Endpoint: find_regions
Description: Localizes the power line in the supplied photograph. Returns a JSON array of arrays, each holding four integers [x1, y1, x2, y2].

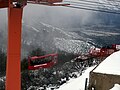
[[67, 2, 111, 10], [28, 0, 120, 14], [66, 0, 120, 6], [65, 5, 120, 14], [64, 0, 120, 10], [62, 0, 120, 14], [70, 4, 104, 9]]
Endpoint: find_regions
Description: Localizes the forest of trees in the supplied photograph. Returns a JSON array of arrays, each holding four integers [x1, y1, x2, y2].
[[0, 49, 6, 90]]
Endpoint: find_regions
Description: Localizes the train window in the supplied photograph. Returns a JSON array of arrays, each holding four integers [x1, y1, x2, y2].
[[30, 57, 52, 66], [28, 54, 58, 70]]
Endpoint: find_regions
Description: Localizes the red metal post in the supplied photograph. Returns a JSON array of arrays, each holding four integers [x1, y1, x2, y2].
[[6, 7, 23, 90]]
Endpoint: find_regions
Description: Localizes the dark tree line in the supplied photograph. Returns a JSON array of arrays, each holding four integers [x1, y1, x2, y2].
[[57, 50, 78, 66], [0, 49, 6, 77], [0, 49, 6, 90]]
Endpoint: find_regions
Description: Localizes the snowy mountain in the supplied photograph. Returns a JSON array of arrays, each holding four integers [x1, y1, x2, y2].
[[0, 4, 120, 57], [22, 21, 93, 56], [22, 20, 120, 57]]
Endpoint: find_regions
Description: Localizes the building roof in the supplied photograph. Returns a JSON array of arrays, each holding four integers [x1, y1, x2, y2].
[[93, 51, 120, 75]]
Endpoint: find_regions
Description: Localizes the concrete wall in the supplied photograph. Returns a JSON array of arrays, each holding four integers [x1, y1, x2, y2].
[[88, 72, 120, 90]]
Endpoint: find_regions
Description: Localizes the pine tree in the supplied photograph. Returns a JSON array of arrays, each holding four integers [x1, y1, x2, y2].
[[0, 49, 6, 76], [29, 48, 46, 57]]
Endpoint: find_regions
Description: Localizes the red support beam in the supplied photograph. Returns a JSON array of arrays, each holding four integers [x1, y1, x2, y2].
[[0, 0, 8, 8], [6, 7, 23, 90]]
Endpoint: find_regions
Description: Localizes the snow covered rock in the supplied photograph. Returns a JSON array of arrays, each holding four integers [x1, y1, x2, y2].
[[93, 50, 120, 75], [110, 84, 120, 90]]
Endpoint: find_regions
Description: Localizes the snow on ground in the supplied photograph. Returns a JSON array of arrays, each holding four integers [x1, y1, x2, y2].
[[81, 30, 120, 36], [110, 84, 120, 90], [93, 51, 120, 75], [54, 38, 91, 54], [57, 66, 96, 90]]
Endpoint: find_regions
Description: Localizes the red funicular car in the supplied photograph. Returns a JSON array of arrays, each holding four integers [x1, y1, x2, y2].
[[89, 44, 120, 57], [28, 53, 58, 70]]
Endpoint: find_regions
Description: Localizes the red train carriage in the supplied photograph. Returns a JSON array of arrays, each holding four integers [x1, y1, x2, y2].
[[89, 44, 120, 57], [28, 53, 58, 70]]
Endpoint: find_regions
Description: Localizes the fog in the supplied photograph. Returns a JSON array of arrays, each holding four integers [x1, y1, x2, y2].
[[23, 4, 100, 28], [0, 4, 120, 30], [22, 4, 120, 28], [0, 4, 120, 56]]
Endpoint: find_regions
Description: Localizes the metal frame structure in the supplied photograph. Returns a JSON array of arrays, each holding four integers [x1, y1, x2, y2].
[[0, 0, 66, 90], [6, 7, 23, 90]]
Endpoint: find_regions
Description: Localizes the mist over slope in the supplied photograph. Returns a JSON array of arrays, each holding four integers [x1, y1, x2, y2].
[[0, 4, 120, 57], [22, 21, 92, 56]]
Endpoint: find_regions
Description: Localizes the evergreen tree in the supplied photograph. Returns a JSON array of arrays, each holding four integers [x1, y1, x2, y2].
[[29, 48, 46, 57], [57, 51, 77, 66], [21, 58, 28, 71], [0, 50, 6, 76]]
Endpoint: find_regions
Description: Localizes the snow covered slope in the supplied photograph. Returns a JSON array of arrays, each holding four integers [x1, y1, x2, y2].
[[57, 66, 95, 90], [22, 22, 93, 55], [110, 84, 120, 90]]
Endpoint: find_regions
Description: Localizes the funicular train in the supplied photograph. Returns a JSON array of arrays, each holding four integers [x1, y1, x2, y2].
[[89, 44, 120, 57], [28, 53, 58, 70], [74, 44, 120, 65]]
